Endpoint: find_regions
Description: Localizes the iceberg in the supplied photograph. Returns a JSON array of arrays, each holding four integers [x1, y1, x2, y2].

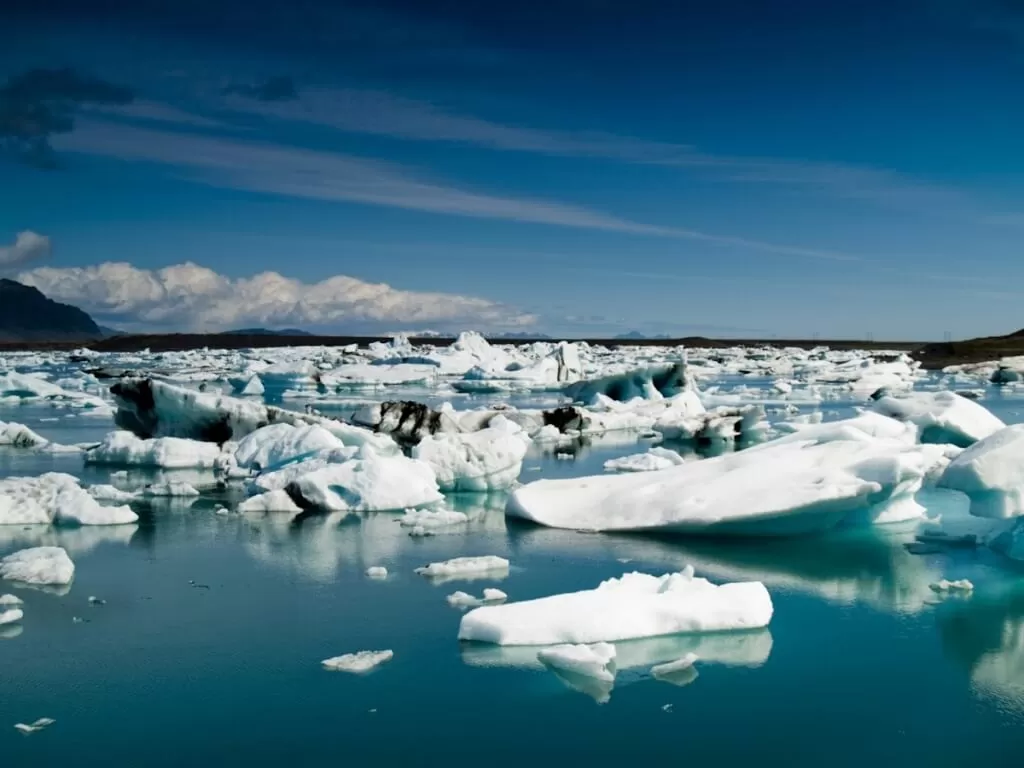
[[0, 473, 137, 526], [415, 555, 510, 581], [0, 546, 75, 585], [458, 569, 772, 646], [238, 489, 303, 513], [0, 421, 81, 453], [110, 378, 396, 454], [563, 362, 694, 405], [509, 436, 932, 536], [938, 425, 1024, 518], [286, 449, 442, 512], [349, 401, 460, 444], [233, 423, 346, 471], [321, 649, 393, 673], [411, 427, 528, 492], [604, 447, 686, 473], [85, 431, 224, 468], [365, 566, 388, 580], [870, 390, 1004, 447], [0, 607, 23, 625]]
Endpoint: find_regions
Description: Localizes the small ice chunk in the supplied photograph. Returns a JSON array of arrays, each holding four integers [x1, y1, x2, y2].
[[415, 556, 510, 581], [482, 588, 507, 602], [447, 591, 480, 608], [399, 508, 469, 529], [537, 642, 617, 682], [0, 547, 75, 586], [366, 566, 388, 580], [0, 593, 23, 606], [88, 595, 106, 605], [0, 607, 24, 625], [930, 579, 974, 593], [13, 717, 55, 735], [87, 484, 136, 503], [321, 650, 394, 673], [142, 481, 200, 497], [238, 489, 303, 513]]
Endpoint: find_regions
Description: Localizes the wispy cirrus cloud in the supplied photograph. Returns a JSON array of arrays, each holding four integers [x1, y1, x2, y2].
[[57, 118, 861, 261], [226, 86, 966, 211]]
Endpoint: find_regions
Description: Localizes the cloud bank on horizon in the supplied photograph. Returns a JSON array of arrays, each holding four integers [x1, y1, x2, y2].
[[17, 261, 535, 333]]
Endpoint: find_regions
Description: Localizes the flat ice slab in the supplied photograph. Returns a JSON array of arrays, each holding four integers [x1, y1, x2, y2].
[[458, 568, 772, 646], [415, 556, 510, 581], [321, 650, 394, 673], [0, 547, 75, 586]]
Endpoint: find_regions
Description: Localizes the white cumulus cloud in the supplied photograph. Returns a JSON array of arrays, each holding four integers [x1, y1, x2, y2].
[[17, 262, 535, 333], [0, 231, 51, 268]]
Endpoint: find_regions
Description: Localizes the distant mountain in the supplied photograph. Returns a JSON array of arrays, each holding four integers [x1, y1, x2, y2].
[[615, 330, 648, 340], [492, 331, 552, 339], [98, 325, 125, 337], [0, 279, 102, 341], [220, 327, 314, 336]]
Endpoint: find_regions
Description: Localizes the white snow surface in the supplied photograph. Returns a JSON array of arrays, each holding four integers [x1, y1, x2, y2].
[[458, 569, 773, 646], [0, 547, 75, 585]]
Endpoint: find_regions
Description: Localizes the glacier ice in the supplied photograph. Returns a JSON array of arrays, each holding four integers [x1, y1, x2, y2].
[[0, 473, 137, 526], [85, 431, 224, 468], [415, 555, 510, 581], [321, 649, 394, 673], [0, 547, 75, 586], [938, 424, 1024, 518], [458, 568, 772, 646]]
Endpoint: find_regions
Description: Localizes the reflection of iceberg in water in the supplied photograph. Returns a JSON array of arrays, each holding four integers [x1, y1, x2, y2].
[[461, 629, 772, 701], [938, 583, 1024, 712], [240, 492, 510, 581], [506, 523, 940, 615], [0, 523, 138, 556]]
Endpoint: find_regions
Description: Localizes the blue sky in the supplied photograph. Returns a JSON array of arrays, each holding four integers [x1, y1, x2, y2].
[[2, 0, 1024, 338]]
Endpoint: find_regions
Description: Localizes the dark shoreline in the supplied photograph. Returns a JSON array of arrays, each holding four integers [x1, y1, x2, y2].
[[1, 330, 1021, 370]]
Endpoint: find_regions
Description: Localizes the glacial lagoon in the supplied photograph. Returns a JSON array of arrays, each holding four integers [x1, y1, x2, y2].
[[3, 339, 1024, 765]]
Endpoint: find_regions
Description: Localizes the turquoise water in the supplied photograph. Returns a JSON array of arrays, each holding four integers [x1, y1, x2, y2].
[[3, 382, 1024, 765]]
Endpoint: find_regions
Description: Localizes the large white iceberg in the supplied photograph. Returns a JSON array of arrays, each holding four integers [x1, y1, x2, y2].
[[508, 435, 932, 536], [0, 473, 137, 526], [286, 448, 442, 512], [458, 569, 772, 645], [411, 427, 528, 491], [110, 378, 396, 453], [233, 423, 347, 471], [85, 431, 224, 468], [0, 546, 75, 585], [938, 424, 1024, 518], [870, 390, 1004, 447]]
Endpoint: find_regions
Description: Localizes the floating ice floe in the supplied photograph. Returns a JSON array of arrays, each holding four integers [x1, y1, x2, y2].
[[238, 489, 303, 513], [399, 508, 469, 531], [0, 473, 137, 526], [446, 588, 508, 609], [870, 390, 1004, 447], [458, 568, 772, 646], [0, 547, 75, 585], [604, 447, 686, 473], [0, 371, 109, 411], [13, 717, 55, 735], [930, 579, 974, 593], [142, 481, 201, 497], [0, 607, 23, 625], [509, 431, 935, 536], [415, 556, 510, 582], [938, 424, 1024, 518], [0, 593, 23, 606], [85, 430, 224, 468], [563, 362, 693, 405], [321, 649, 394, 673], [365, 566, 388, 580]]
